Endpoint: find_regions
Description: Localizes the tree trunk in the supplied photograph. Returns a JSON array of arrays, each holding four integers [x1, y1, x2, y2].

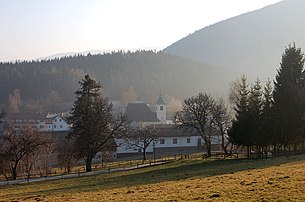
[[85, 156, 93, 172], [205, 140, 212, 157], [247, 146, 250, 159], [143, 148, 147, 161], [221, 135, 228, 155], [12, 166, 17, 180]]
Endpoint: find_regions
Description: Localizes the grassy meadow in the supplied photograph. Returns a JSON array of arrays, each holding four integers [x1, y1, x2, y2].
[[1, 154, 305, 201]]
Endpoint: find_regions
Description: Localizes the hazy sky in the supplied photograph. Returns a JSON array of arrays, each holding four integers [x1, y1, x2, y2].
[[0, 0, 281, 62]]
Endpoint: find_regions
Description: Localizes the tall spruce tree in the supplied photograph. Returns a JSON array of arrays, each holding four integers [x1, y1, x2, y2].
[[68, 75, 128, 172], [228, 75, 252, 157], [248, 79, 264, 157], [260, 79, 274, 152], [272, 44, 305, 153]]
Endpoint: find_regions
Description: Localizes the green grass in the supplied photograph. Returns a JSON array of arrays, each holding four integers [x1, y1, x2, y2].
[[1, 154, 305, 201]]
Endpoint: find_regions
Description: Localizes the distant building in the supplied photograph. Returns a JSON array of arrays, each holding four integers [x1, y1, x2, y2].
[[4, 112, 70, 132], [116, 95, 225, 158], [123, 95, 167, 125], [124, 101, 160, 126], [5, 112, 46, 130], [149, 95, 167, 123], [116, 124, 224, 158]]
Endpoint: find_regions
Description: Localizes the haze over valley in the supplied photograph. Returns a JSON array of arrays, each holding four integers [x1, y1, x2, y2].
[[2, 0, 304, 112]]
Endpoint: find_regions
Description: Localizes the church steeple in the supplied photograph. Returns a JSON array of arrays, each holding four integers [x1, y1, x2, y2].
[[155, 95, 166, 122]]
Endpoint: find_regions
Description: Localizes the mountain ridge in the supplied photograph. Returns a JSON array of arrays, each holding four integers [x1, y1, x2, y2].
[[164, 0, 305, 81]]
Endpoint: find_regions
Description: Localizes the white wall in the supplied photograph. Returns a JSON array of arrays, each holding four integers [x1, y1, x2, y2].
[[39, 116, 70, 132], [52, 116, 70, 131]]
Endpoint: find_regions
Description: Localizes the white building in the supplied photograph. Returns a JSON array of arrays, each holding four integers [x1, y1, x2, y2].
[[5, 112, 70, 132], [116, 124, 224, 158], [116, 95, 225, 158], [42, 113, 70, 132], [149, 96, 167, 123]]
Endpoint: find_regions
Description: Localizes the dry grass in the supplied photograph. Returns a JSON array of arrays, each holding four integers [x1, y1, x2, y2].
[[1, 155, 305, 201]]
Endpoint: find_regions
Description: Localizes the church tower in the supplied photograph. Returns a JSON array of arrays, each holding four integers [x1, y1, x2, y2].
[[155, 95, 166, 122]]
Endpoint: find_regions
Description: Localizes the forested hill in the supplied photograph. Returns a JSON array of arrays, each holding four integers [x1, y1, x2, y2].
[[164, 0, 305, 80], [0, 51, 238, 112]]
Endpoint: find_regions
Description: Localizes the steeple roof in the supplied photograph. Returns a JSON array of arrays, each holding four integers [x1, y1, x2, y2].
[[156, 96, 166, 105]]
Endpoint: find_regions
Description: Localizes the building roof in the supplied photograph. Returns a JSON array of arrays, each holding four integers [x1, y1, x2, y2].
[[6, 112, 46, 121], [124, 102, 160, 122], [156, 96, 166, 105], [155, 124, 198, 137]]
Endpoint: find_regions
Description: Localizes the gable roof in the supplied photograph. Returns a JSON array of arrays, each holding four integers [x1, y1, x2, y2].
[[124, 102, 160, 122]]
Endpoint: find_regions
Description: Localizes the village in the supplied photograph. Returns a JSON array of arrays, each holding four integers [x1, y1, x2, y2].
[[0, 95, 226, 167]]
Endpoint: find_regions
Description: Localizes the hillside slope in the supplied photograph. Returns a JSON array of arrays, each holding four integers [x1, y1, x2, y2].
[[0, 51, 238, 112], [164, 0, 305, 80]]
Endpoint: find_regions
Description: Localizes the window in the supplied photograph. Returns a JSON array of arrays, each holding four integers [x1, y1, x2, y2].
[[60, 125, 63, 128], [59, 119, 62, 122], [197, 138, 202, 146], [173, 138, 177, 144], [54, 119, 57, 122], [160, 106, 163, 111], [54, 125, 56, 128], [160, 139, 165, 144], [187, 138, 191, 143]]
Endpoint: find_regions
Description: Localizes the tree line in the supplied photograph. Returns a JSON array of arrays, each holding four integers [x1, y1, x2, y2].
[[178, 44, 305, 158], [229, 44, 305, 158], [0, 50, 233, 113]]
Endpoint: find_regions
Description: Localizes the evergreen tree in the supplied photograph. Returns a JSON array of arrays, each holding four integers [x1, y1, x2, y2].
[[247, 79, 264, 157], [272, 44, 305, 152], [260, 79, 274, 151], [68, 75, 128, 172], [228, 75, 252, 157]]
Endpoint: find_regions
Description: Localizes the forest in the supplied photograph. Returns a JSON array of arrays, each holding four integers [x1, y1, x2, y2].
[[0, 51, 237, 113]]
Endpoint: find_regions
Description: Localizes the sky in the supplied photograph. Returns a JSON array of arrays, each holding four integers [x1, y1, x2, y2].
[[0, 0, 282, 62]]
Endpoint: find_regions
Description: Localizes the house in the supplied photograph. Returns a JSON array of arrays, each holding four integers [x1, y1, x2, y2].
[[116, 95, 225, 158], [116, 124, 224, 158], [3, 112, 71, 132], [43, 113, 70, 132], [5, 112, 46, 130]]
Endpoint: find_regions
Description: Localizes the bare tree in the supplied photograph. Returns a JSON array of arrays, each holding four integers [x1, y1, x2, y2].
[[122, 85, 137, 104], [22, 150, 40, 180], [9, 89, 22, 113], [40, 134, 57, 175], [178, 93, 215, 157], [125, 124, 159, 160], [0, 157, 10, 180], [212, 98, 231, 155], [57, 139, 76, 173], [0, 126, 47, 180]]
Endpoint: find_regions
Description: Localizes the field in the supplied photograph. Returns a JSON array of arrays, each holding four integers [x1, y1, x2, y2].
[[1, 154, 305, 201]]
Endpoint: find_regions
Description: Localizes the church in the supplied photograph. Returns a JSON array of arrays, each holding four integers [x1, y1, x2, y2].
[[115, 95, 223, 159]]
